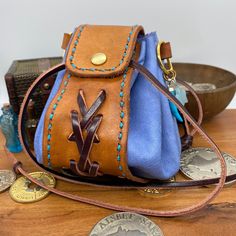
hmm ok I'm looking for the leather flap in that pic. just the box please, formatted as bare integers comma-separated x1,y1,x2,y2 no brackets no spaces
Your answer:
65,24,144,77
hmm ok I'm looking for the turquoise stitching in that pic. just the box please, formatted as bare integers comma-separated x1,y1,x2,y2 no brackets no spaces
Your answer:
46,25,136,170
46,73,72,168
46,25,86,167
69,25,136,72
116,67,129,177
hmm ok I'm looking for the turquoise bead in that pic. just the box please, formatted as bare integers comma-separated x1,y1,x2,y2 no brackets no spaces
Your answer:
57,96,62,101
120,101,124,107
69,56,73,61
47,134,51,140
125,45,128,49
119,165,123,171
48,123,52,130
47,145,51,151
47,154,51,159
72,47,76,53
72,64,76,68
119,91,124,97
120,111,124,118
61,89,65,94
53,104,57,110
49,113,54,120
118,132,123,139
117,155,121,161
121,82,125,88
117,144,121,151
120,60,123,65
64,81,68,86
67,74,71,78
123,74,127,79
119,122,124,129
111,67,116,71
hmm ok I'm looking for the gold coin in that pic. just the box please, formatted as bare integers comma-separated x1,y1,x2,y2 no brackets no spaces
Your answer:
9,172,56,203
0,170,16,193
138,177,175,198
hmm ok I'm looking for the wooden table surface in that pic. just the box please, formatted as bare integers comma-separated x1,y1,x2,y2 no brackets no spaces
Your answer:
0,109,236,236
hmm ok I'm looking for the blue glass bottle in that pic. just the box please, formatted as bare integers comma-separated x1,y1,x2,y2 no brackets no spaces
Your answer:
0,104,22,153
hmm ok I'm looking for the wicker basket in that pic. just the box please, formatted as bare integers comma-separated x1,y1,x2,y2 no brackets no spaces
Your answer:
5,57,62,117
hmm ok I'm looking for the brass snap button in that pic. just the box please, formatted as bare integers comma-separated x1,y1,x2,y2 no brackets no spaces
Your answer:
91,53,107,66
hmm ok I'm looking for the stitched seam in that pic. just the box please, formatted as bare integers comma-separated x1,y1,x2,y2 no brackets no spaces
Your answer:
46,72,72,168
116,67,128,177
69,25,136,72
116,47,137,176
46,26,85,167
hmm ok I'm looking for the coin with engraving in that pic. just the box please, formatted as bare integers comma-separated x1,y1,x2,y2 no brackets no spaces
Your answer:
0,170,16,193
138,177,175,198
89,212,164,236
9,172,56,203
180,147,236,184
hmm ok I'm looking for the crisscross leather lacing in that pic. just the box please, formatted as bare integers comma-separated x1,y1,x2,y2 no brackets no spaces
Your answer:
67,89,106,177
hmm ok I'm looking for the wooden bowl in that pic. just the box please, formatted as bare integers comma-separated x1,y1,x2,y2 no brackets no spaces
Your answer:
173,63,236,120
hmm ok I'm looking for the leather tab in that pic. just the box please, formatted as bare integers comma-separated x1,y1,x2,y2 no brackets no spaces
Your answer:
65,25,144,77
61,33,72,50
160,42,172,59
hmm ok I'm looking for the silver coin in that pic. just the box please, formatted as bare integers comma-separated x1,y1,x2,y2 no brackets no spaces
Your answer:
191,83,216,92
0,170,16,193
89,212,164,236
180,147,236,183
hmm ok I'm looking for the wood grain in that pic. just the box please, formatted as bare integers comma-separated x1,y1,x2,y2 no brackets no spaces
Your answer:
0,110,236,236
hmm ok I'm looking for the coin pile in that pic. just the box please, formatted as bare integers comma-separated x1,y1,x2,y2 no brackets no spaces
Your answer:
138,177,175,198
180,147,236,184
0,170,56,203
9,172,56,203
0,170,16,193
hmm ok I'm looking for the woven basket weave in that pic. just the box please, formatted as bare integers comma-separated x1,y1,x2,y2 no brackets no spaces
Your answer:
5,57,62,116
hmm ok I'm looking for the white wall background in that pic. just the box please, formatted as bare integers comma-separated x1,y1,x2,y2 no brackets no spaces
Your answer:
0,0,236,110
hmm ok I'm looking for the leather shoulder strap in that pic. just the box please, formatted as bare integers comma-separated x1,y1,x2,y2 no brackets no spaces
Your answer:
13,61,234,217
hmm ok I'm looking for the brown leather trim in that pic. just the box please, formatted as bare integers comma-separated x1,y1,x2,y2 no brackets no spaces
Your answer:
177,79,203,136
181,134,193,151
62,31,173,62
61,33,71,50
67,89,106,177
69,110,84,153
78,114,103,171
65,25,144,77
160,42,172,59
79,90,106,129
176,79,203,150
